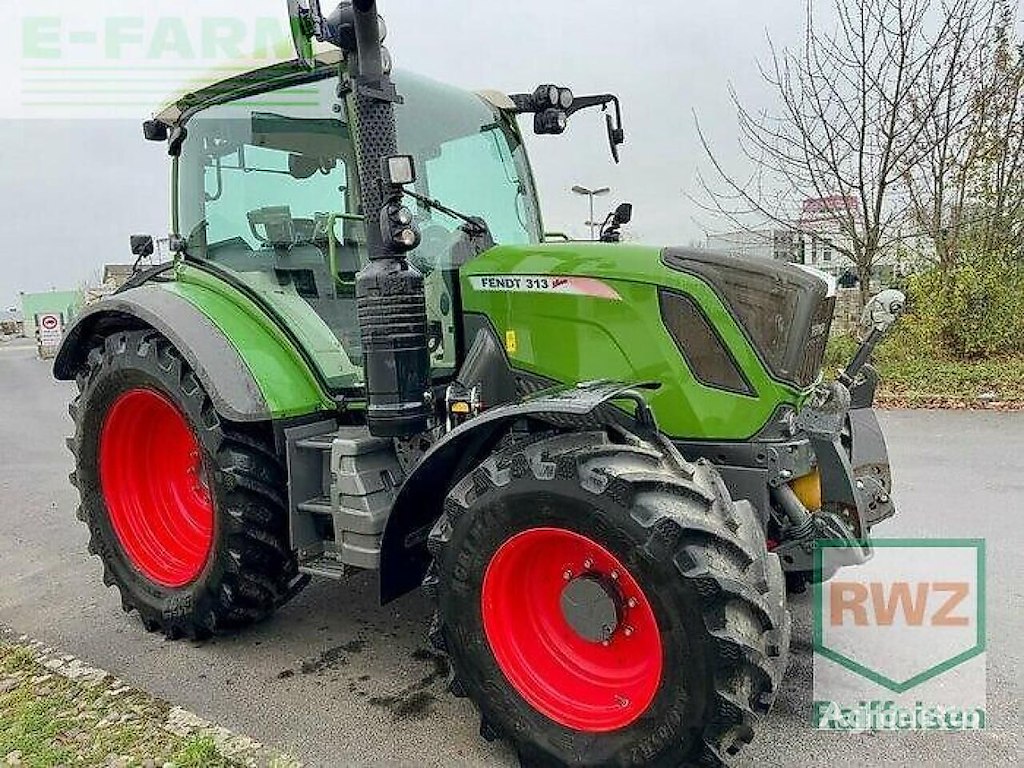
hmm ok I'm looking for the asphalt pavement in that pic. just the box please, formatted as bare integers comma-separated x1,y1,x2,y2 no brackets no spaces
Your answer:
0,336,1019,767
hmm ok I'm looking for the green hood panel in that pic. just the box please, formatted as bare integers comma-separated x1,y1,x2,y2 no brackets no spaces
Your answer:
461,243,805,441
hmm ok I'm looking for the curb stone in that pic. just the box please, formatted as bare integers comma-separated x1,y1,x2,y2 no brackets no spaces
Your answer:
1,632,300,768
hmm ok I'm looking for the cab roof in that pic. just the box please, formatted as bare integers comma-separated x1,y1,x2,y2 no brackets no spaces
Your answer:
154,50,343,126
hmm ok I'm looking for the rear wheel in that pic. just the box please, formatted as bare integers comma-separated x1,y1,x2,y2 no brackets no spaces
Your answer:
67,330,306,640
426,432,789,767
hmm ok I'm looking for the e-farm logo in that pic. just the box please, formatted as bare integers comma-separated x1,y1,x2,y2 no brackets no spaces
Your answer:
812,539,986,732
5,2,299,119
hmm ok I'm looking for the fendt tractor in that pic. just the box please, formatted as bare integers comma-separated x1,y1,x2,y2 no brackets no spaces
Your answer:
56,2,906,765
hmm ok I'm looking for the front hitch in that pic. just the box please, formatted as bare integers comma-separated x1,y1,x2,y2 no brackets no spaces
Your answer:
774,381,871,577
774,289,905,578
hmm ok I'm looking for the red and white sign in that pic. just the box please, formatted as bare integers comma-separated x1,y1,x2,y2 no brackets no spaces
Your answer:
37,312,64,347
800,196,860,227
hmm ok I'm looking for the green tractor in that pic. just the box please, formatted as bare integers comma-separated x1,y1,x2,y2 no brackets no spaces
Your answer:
56,1,905,765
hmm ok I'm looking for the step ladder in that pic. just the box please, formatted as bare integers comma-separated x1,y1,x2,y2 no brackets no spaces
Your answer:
284,421,405,579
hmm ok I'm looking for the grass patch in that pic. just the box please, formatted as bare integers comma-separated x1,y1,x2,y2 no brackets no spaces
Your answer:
0,643,249,768
826,333,1024,407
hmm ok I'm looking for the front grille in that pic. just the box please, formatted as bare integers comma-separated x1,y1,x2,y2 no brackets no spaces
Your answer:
663,248,831,390
796,296,836,387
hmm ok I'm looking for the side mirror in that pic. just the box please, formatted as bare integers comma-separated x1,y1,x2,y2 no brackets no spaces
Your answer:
861,289,906,335
606,113,625,164
288,0,318,69
599,202,633,243
130,235,155,259
143,120,168,142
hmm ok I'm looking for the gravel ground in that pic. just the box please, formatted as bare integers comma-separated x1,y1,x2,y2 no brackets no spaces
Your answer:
0,336,1020,766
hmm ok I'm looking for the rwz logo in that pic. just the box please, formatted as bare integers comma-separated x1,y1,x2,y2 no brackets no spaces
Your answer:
829,580,970,627
812,539,986,730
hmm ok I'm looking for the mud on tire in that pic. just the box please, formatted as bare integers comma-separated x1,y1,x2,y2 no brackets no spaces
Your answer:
67,330,307,640
425,431,790,767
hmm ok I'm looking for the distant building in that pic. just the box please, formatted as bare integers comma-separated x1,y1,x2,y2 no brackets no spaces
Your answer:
103,264,136,288
20,289,83,337
797,196,859,278
706,228,804,263
707,196,909,288
84,264,138,306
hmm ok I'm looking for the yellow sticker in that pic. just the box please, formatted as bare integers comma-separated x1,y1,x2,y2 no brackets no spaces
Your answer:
505,330,518,355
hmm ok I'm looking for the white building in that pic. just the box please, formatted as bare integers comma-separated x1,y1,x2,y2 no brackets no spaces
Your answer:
706,228,803,263
707,196,909,287
796,196,858,278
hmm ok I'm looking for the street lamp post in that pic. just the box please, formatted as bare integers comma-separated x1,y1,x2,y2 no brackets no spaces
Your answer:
572,185,611,241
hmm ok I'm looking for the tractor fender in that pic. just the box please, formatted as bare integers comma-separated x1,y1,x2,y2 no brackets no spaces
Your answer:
53,285,269,423
380,380,652,603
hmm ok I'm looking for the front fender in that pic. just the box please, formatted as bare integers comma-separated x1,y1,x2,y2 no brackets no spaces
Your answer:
379,380,652,603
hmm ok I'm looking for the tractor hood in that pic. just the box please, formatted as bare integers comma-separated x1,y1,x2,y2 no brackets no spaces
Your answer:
462,241,836,391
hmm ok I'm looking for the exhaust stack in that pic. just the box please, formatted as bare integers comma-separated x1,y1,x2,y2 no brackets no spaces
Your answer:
296,1,431,437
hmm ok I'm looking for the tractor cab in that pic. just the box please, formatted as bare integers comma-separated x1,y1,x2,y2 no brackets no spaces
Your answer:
168,57,543,392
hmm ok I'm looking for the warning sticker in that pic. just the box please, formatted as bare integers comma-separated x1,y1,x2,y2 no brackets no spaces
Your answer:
469,275,621,301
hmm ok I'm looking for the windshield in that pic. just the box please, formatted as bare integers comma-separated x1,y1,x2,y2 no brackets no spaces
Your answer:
174,68,542,389
176,69,542,261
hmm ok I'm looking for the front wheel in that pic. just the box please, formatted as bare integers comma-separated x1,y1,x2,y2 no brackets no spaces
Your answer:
426,432,789,767
67,330,306,640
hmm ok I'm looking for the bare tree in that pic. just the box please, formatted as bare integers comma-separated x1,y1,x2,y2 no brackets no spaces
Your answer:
902,0,1018,268
697,0,987,304
968,4,1024,259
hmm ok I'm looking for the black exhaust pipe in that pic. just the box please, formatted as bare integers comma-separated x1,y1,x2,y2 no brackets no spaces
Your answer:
346,1,431,438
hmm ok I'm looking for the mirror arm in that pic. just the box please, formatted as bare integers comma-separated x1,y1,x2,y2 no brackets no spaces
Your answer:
506,92,620,122
838,329,883,387
565,94,616,117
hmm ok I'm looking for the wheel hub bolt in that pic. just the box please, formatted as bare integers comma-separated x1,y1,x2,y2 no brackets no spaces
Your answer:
563,569,573,581
610,570,620,581
583,558,594,570
627,597,638,609
623,625,635,637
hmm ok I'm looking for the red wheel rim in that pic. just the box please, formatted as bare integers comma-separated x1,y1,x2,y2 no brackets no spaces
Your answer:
99,389,214,588
481,527,663,732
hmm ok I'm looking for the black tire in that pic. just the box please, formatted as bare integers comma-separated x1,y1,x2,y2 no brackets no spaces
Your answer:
425,431,790,767
66,330,307,640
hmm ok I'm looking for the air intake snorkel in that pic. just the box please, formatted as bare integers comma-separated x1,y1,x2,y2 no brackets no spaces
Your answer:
289,1,432,438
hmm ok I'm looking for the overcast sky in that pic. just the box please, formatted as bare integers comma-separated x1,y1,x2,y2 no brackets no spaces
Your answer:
0,0,809,310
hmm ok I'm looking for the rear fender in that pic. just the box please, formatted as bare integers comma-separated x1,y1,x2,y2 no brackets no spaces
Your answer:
53,284,328,422
379,380,656,603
